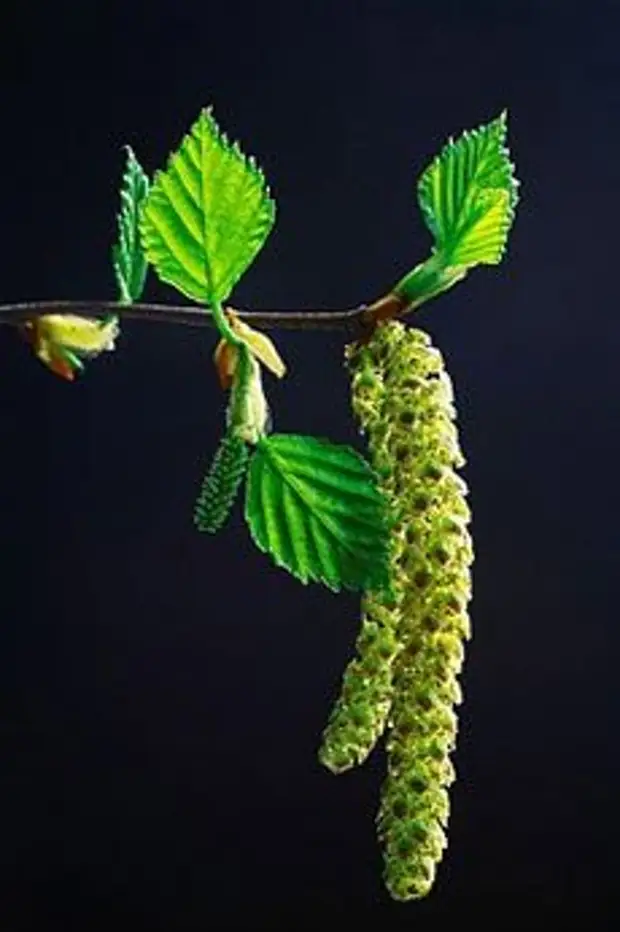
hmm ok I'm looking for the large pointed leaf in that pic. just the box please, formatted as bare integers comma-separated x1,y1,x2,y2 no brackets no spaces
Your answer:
140,107,275,305
418,111,518,268
112,145,150,304
244,433,392,593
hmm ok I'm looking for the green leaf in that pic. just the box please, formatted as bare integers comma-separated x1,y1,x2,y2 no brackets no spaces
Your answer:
417,111,518,268
140,107,276,306
112,146,150,304
244,433,392,593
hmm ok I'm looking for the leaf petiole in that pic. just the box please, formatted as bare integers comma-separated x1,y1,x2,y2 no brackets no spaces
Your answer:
393,253,467,309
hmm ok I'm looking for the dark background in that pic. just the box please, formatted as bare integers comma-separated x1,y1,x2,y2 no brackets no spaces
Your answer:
0,0,618,927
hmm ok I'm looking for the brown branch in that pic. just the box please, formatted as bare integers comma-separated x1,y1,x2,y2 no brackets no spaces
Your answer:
0,293,411,343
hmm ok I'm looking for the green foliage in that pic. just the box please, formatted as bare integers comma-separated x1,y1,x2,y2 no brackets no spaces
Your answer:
417,111,518,269
112,146,150,304
244,433,393,593
194,432,250,533
140,108,276,306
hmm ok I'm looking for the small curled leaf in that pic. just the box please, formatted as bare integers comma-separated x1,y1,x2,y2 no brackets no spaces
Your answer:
112,145,150,304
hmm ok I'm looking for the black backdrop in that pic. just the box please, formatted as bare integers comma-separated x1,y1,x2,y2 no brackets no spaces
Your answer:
0,1,618,928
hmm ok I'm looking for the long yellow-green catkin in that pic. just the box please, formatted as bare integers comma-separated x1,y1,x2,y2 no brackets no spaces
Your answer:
318,344,407,773
349,320,473,901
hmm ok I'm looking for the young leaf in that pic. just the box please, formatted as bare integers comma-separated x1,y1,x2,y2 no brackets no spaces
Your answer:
417,111,518,268
244,433,392,593
112,146,150,303
140,108,276,306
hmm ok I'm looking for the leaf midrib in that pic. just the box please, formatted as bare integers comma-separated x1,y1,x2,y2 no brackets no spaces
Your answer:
264,444,387,561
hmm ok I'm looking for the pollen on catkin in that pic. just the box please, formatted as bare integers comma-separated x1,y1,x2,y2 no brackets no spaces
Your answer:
318,347,407,774
344,320,473,901
194,432,250,533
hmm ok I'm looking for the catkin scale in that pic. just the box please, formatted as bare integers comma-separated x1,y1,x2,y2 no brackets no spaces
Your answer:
333,320,473,901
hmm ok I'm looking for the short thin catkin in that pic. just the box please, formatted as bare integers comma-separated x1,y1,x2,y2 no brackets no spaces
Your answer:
194,432,250,533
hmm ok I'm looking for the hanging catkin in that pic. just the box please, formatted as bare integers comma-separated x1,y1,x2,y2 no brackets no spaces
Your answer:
318,340,406,773
194,432,250,533
322,319,473,900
